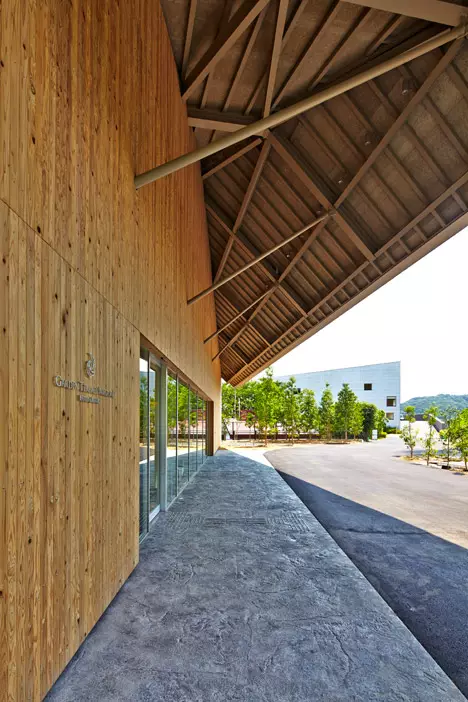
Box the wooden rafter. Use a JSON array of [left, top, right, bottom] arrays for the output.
[[273, 1, 341, 108], [365, 15, 406, 56], [214, 47, 465, 367], [401, 63, 468, 163], [334, 40, 464, 207], [202, 139, 263, 180], [223, 8, 267, 112], [245, 0, 311, 114], [308, 8, 375, 92], [269, 133, 375, 260], [182, 0, 198, 77], [182, 0, 273, 100], [206, 199, 310, 315], [264, 0, 289, 117], [227, 172, 468, 384], [342, 0, 467, 26], [187, 108, 257, 131], [364, 62, 467, 211], [216, 291, 271, 346], [214, 140, 271, 282], [204, 287, 274, 343]]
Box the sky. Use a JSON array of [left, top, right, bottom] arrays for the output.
[[270, 228, 468, 402]]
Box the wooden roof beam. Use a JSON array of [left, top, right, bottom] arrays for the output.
[[214, 140, 271, 282], [269, 133, 375, 260], [202, 139, 263, 180], [342, 0, 468, 27], [365, 15, 406, 56], [264, 0, 289, 117], [190, 210, 332, 305], [273, 1, 341, 108], [204, 288, 274, 344], [308, 8, 375, 92], [187, 108, 257, 132], [182, 0, 198, 78], [182, 0, 273, 101], [334, 39, 464, 208], [227, 170, 468, 383], [245, 0, 311, 114], [135, 24, 467, 188]]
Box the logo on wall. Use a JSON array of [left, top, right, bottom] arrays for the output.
[[85, 352, 96, 378], [53, 352, 114, 404]]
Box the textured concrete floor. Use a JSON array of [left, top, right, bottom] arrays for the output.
[[47, 451, 465, 701], [266, 438, 468, 697]]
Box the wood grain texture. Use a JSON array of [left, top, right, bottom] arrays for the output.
[[0, 205, 141, 700], [0, 0, 221, 699]]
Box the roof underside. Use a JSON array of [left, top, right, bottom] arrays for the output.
[[160, 0, 468, 385]]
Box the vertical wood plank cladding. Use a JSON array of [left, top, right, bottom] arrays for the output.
[[0, 203, 140, 699], [0, 0, 220, 401], [0, 0, 221, 699]]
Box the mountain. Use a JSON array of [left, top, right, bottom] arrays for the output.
[[402, 394, 468, 414]]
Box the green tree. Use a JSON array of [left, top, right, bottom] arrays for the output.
[[282, 377, 301, 444], [319, 383, 335, 441], [140, 373, 149, 444], [440, 406, 459, 467], [221, 383, 236, 439], [375, 409, 387, 436], [350, 402, 363, 438], [300, 389, 318, 440], [401, 405, 417, 458], [422, 404, 439, 466], [360, 402, 377, 440], [255, 367, 281, 446], [452, 409, 468, 470], [245, 411, 257, 442], [334, 383, 358, 440]]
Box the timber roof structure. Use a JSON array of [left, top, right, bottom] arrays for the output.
[[158, 0, 468, 385]]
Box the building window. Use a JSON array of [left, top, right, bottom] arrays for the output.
[[387, 396, 396, 407], [364, 383, 372, 391], [386, 412, 395, 420]]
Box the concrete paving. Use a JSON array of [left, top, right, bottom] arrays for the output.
[[47, 450, 465, 701], [266, 437, 468, 697]]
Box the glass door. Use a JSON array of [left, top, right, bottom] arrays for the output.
[[139, 350, 150, 540], [139, 349, 162, 540], [149, 359, 161, 520]]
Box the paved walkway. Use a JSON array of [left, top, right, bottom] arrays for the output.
[[266, 438, 468, 697], [47, 451, 464, 701]]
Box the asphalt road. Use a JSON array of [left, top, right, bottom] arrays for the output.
[[266, 436, 468, 698]]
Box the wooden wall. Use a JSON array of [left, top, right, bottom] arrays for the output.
[[0, 0, 221, 699]]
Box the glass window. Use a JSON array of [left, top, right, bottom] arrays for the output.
[[387, 396, 396, 407], [167, 372, 178, 504], [189, 388, 198, 478], [201, 399, 206, 465], [386, 412, 395, 420], [364, 383, 372, 391], [177, 381, 189, 490], [139, 351, 149, 539], [196, 395, 203, 469], [149, 362, 161, 518]]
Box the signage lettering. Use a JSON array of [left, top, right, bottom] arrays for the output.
[[53, 353, 115, 403]]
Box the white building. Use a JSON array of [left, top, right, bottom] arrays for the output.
[[276, 361, 401, 429]]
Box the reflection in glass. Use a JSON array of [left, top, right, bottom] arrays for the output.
[[149, 363, 161, 516], [201, 399, 206, 465], [177, 382, 189, 489], [189, 389, 198, 478], [197, 395, 204, 469], [139, 352, 149, 539], [167, 373, 178, 504]]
